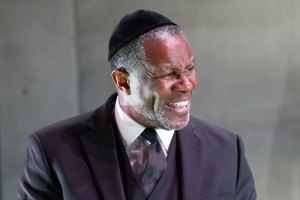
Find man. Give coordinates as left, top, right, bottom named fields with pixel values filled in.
left=18, top=9, right=256, bottom=200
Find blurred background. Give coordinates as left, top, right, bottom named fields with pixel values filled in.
left=1, top=0, right=299, bottom=199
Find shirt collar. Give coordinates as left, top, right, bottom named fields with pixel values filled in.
left=114, top=96, right=174, bottom=151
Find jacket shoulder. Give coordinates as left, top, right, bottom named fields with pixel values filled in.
left=188, top=116, right=238, bottom=144
left=34, top=110, right=94, bottom=139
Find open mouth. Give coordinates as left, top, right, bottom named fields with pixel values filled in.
left=165, top=100, right=190, bottom=112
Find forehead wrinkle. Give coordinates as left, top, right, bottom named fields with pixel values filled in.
left=189, top=56, right=195, bottom=64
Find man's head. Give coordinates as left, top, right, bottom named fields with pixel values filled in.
left=109, top=10, right=197, bottom=130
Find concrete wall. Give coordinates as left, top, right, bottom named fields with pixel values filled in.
left=1, top=0, right=300, bottom=199
left=0, top=1, right=79, bottom=199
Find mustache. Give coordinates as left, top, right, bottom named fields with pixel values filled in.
left=163, top=92, right=192, bottom=103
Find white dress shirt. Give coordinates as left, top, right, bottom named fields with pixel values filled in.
left=114, top=96, right=174, bottom=159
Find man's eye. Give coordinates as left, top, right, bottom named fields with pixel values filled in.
left=187, top=66, right=195, bottom=72
left=159, top=72, right=177, bottom=78
left=157, top=67, right=195, bottom=79
left=169, top=72, right=178, bottom=77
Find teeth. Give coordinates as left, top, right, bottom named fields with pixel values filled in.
left=171, top=101, right=189, bottom=106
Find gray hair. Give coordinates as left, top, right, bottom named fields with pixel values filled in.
left=109, top=25, right=183, bottom=74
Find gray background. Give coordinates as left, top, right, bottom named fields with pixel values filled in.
left=1, top=0, right=299, bottom=199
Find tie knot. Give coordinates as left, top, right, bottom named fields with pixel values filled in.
left=141, top=128, right=158, bottom=144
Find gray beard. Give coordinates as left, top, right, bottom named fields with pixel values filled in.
left=137, top=105, right=190, bottom=130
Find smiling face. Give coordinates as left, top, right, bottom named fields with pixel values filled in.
left=118, top=34, right=197, bottom=130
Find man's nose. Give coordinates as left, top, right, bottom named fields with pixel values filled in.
left=172, top=74, right=195, bottom=93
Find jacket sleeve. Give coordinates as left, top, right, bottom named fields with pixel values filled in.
left=17, top=133, right=62, bottom=200
left=235, top=135, right=257, bottom=200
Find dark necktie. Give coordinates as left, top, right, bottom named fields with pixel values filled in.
left=140, top=128, right=167, bottom=195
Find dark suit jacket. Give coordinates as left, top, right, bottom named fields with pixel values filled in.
left=17, top=93, right=256, bottom=200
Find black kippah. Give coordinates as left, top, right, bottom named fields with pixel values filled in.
left=108, top=9, right=178, bottom=60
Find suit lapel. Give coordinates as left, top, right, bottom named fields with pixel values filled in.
left=79, top=93, right=204, bottom=199
left=177, top=121, right=203, bottom=199
left=80, top=94, right=126, bottom=200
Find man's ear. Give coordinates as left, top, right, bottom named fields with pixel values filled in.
left=111, top=69, right=131, bottom=95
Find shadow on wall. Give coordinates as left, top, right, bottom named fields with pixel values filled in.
left=268, top=64, right=300, bottom=199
